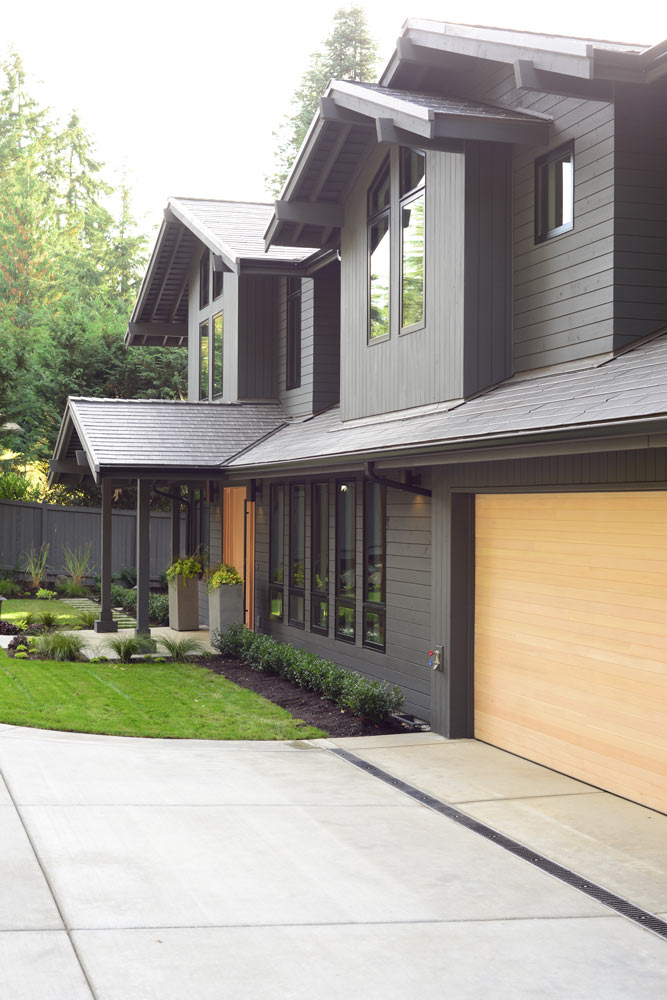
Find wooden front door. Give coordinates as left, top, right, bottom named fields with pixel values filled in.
left=474, top=492, right=667, bottom=814
left=223, top=487, right=255, bottom=630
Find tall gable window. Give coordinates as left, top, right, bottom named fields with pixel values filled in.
left=535, top=142, right=574, bottom=243
left=400, top=149, right=425, bottom=332
left=286, top=277, right=302, bottom=389
left=199, top=321, right=209, bottom=400
left=212, top=311, right=223, bottom=397
left=368, top=159, right=391, bottom=342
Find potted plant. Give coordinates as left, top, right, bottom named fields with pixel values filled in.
left=207, top=563, right=244, bottom=632
left=165, top=556, right=203, bottom=631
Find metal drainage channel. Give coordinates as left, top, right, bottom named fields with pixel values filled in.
left=329, top=747, right=667, bottom=942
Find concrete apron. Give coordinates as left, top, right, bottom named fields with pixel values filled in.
left=0, top=727, right=665, bottom=1000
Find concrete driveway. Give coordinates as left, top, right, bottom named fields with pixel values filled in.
left=0, top=725, right=666, bottom=999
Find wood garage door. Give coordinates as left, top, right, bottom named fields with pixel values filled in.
left=475, top=492, right=667, bottom=814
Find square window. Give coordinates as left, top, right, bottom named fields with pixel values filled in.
left=535, top=143, right=574, bottom=243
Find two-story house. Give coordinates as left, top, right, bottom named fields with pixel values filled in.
left=51, top=21, right=667, bottom=814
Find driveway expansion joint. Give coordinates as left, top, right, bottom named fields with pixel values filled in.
left=328, top=747, right=667, bottom=943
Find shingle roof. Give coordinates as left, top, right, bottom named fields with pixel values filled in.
left=229, top=332, right=667, bottom=469
left=346, top=81, right=551, bottom=124
left=169, top=199, right=317, bottom=265
left=61, top=398, right=286, bottom=480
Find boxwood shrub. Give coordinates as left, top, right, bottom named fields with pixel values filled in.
left=211, top=623, right=404, bottom=723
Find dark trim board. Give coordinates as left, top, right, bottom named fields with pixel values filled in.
left=449, top=493, right=475, bottom=738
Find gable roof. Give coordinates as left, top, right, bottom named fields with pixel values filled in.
left=49, top=398, right=287, bottom=484
left=228, top=331, right=667, bottom=471
left=265, top=79, right=551, bottom=250
left=126, top=199, right=320, bottom=348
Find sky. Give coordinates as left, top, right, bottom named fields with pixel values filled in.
left=3, top=1, right=665, bottom=238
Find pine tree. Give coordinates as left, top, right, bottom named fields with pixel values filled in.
left=268, top=4, right=378, bottom=196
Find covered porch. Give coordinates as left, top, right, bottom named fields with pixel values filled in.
left=49, top=396, right=286, bottom=639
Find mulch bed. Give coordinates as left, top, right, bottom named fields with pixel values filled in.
left=204, top=655, right=412, bottom=738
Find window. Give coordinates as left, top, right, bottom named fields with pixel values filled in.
left=335, top=480, right=356, bottom=642
left=311, top=483, right=329, bottom=634
left=363, top=482, right=386, bottom=651
left=286, top=277, right=302, bottom=389
left=368, top=159, right=391, bottom=341
left=289, top=484, right=305, bottom=627
left=199, top=249, right=210, bottom=309
left=535, top=142, right=574, bottom=243
left=199, top=321, right=209, bottom=400
left=269, top=485, right=284, bottom=621
left=212, top=311, right=223, bottom=397
left=400, top=148, right=425, bottom=332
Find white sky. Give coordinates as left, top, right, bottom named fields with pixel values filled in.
left=3, top=1, right=664, bottom=238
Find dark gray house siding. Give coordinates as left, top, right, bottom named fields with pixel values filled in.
left=312, top=260, right=341, bottom=414
left=467, top=67, right=616, bottom=371
left=614, top=86, right=667, bottom=346
left=254, top=475, right=432, bottom=720
left=238, top=276, right=278, bottom=400
left=278, top=277, right=315, bottom=417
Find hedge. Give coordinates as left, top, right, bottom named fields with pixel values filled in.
left=110, top=585, right=169, bottom=626
left=211, top=623, right=404, bottom=723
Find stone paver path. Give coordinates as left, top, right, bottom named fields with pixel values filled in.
left=60, top=597, right=136, bottom=629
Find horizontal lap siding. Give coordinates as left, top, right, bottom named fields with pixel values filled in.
left=614, top=88, right=667, bottom=345
left=313, top=261, right=341, bottom=413
left=239, top=276, right=277, bottom=400
left=469, top=69, right=615, bottom=371
left=254, top=478, right=432, bottom=719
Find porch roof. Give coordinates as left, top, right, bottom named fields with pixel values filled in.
left=228, top=330, right=667, bottom=472
left=49, top=398, right=287, bottom=485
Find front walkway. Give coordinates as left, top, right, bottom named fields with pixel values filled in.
left=65, top=625, right=214, bottom=659
left=0, top=728, right=665, bottom=999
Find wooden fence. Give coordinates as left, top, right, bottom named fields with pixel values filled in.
left=0, top=499, right=183, bottom=585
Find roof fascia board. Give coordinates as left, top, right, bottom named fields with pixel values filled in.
left=274, top=200, right=344, bottom=229
left=404, top=23, right=594, bottom=79
left=376, top=118, right=464, bottom=153
left=66, top=401, right=101, bottom=484
left=514, top=60, right=614, bottom=100
left=129, top=217, right=170, bottom=324
left=126, top=321, right=188, bottom=347
left=167, top=199, right=238, bottom=272
left=432, top=114, right=550, bottom=145
left=319, top=96, right=373, bottom=127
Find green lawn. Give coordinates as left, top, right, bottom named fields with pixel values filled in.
left=2, top=598, right=81, bottom=627
left=0, top=649, right=325, bottom=740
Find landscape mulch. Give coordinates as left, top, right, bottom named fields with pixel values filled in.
left=204, top=655, right=411, bottom=738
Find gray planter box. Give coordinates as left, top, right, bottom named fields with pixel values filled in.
left=208, top=583, right=244, bottom=633
left=168, top=577, right=200, bottom=631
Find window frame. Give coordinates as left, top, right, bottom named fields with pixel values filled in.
left=367, top=157, right=391, bottom=345
left=399, top=148, right=426, bottom=336
left=310, top=482, right=329, bottom=636
left=362, top=481, right=386, bottom=653
left=199, top=320, right=209, bottom=401
left=335, top=479, right=356, bottom=644
left=199, top=249, right=210, bottom=309
left=268, top=484, right=285, bottom=622
left=286, top=277, right=302, bottom=390
left=534, top=141, right=575, bottom=244
left=288, top=482, right=306, bottom=628
left=212, top=310, right=223, bottom=399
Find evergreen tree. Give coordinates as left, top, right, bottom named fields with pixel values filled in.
left=268, top=5, right=378, bottom=196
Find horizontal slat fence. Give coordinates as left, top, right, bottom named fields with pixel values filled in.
left=0, top=500, right=183, bottom=585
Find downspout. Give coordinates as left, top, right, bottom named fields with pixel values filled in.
left=364, top=461, right=432, bottom=497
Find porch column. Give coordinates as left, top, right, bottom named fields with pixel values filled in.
left=136, top=479, right=151, bottom=636
left=170, top=496, right=181, bottom=563
left=94, top=477, right=118, bottom=633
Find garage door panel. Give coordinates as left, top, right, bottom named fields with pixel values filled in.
left=475, top=492, right=667, bottom=814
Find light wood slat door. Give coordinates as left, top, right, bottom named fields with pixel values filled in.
left=475, top=492, right=667, bottom=814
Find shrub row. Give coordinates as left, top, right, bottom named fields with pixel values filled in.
left=110, top=585, right=169, bottom=626
left=211, top=623, right=404, bottom=724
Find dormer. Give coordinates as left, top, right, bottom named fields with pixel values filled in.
left=126, top=198, right=338, bottom=415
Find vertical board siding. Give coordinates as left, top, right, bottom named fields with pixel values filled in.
left=0, top=499, right=181, bottom=584
left=313, top=260, right=341, bottom=414
left=463, top=142, right=512, bottom=396
left=238, top=275, right=278, bottom=400
left=614, top=88, right=667, bottom=345
left=468, top=68, right=616, bottom=371
left=254, top=477, right=432, bottom=719
left=278, top=277, right=315, bottom=416
left=340, top=145, right=465, bottom=420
